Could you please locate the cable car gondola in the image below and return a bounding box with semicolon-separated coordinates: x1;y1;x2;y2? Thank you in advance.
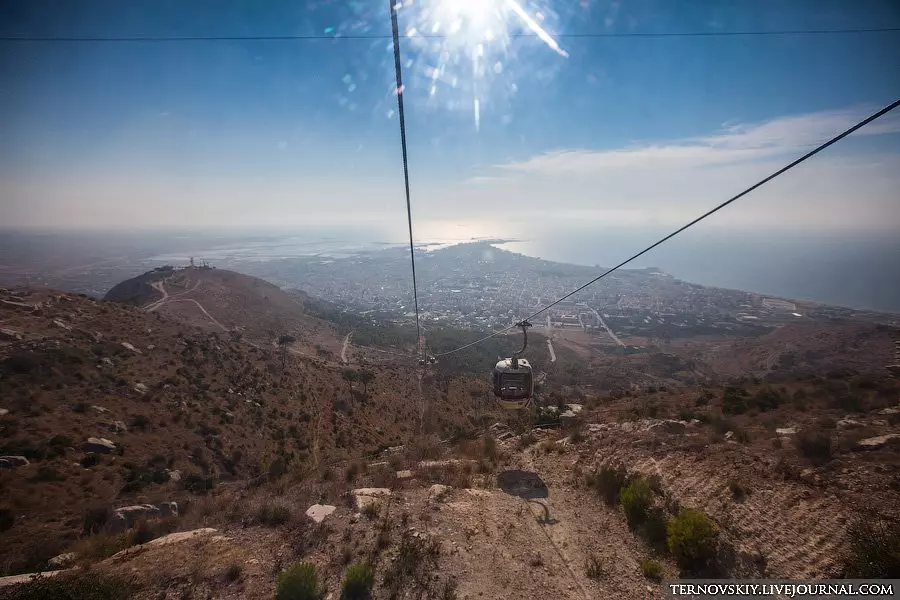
492;321;534;409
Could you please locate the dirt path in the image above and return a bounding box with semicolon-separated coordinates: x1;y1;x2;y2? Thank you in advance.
145;279;199;313
341;332;353;364
144;280;169;312
547;339;557;362
163;299;228;332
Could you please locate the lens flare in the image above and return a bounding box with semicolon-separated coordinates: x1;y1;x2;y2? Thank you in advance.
402;0;569;130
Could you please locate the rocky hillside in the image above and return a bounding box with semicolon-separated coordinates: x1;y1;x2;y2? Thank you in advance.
104;266;340;354
0;287;499;576
3;369;897;599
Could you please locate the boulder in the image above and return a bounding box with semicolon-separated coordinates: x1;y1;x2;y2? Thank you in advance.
134;383;149;394
489;422;511;436
100;421;127;434
157;502;178;517
878;407;900;416
47;552;77;570
396;470;414;480
91;405;110;414
305;504;336;524
560;410;579;427
0;328;22;341
429;484;452;502
565;404;583;414
0;456;29;469
856;434;900;451
52;319;71;331
82;437;116;454
724;431;734;440
350;488;391;511
837;418;863;429
417;459;477;469
776;427;797;436
104;502;178;532
166;469;182;482
648;420;687;435
0;408;8;417
100;357;114;367
121;342;141;354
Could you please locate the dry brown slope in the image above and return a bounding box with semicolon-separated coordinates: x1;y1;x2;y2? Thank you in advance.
0;287;493;576
107;267;342;355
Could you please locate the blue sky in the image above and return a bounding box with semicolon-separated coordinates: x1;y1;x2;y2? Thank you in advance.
1;0;899;235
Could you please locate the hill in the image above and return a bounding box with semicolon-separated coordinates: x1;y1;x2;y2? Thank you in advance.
2;370;897;598
105;266;341;356
0;286;499;576
2;267;899;596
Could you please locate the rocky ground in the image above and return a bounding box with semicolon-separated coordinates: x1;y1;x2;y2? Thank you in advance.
4;380;897;598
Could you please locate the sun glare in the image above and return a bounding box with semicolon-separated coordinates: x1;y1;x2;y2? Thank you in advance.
401;0;568;131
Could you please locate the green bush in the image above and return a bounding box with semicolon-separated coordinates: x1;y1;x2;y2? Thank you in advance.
843;516;900;577
644;507;669;549
752;386;783;412
82;506;111;535
795;430;833;463
621;478;654;529
255;502;291;527
667;509;718;572
591;464;628;506
341;563;374;600
722;386;749;415
641;558;663;581
276;562;319;600
0;572;132;600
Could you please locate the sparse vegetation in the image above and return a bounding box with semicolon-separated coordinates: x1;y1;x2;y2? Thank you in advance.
225;563;243;582
722;385;750;414
0;572;133;600
585;553;606;579
643;507;670;549
621;478;654;529
82;506;111;535
795;430;833;463
728;479;751;501
276;562;320;600
0;507;14;533
361;502;380;520
255;502;292;527
341;563;374;600
72;532;131;562
667;509;718;572
843;516;900;578
641;558;663;581
382;531;441;598
590;464;628;506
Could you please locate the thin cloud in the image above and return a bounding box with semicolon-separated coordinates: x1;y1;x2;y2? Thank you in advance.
483;106;900;177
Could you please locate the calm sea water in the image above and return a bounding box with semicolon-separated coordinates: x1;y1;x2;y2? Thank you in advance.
141;226;900;313
496;228;900;314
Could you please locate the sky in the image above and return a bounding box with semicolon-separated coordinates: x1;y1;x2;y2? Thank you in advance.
1;0;899;238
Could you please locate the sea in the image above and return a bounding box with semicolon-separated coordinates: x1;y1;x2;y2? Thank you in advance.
143;225;900;314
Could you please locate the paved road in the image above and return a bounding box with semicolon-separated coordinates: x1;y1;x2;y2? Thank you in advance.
583;304;625;347
547;339;556;362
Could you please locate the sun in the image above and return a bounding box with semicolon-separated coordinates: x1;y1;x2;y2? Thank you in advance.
439;0;500;24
